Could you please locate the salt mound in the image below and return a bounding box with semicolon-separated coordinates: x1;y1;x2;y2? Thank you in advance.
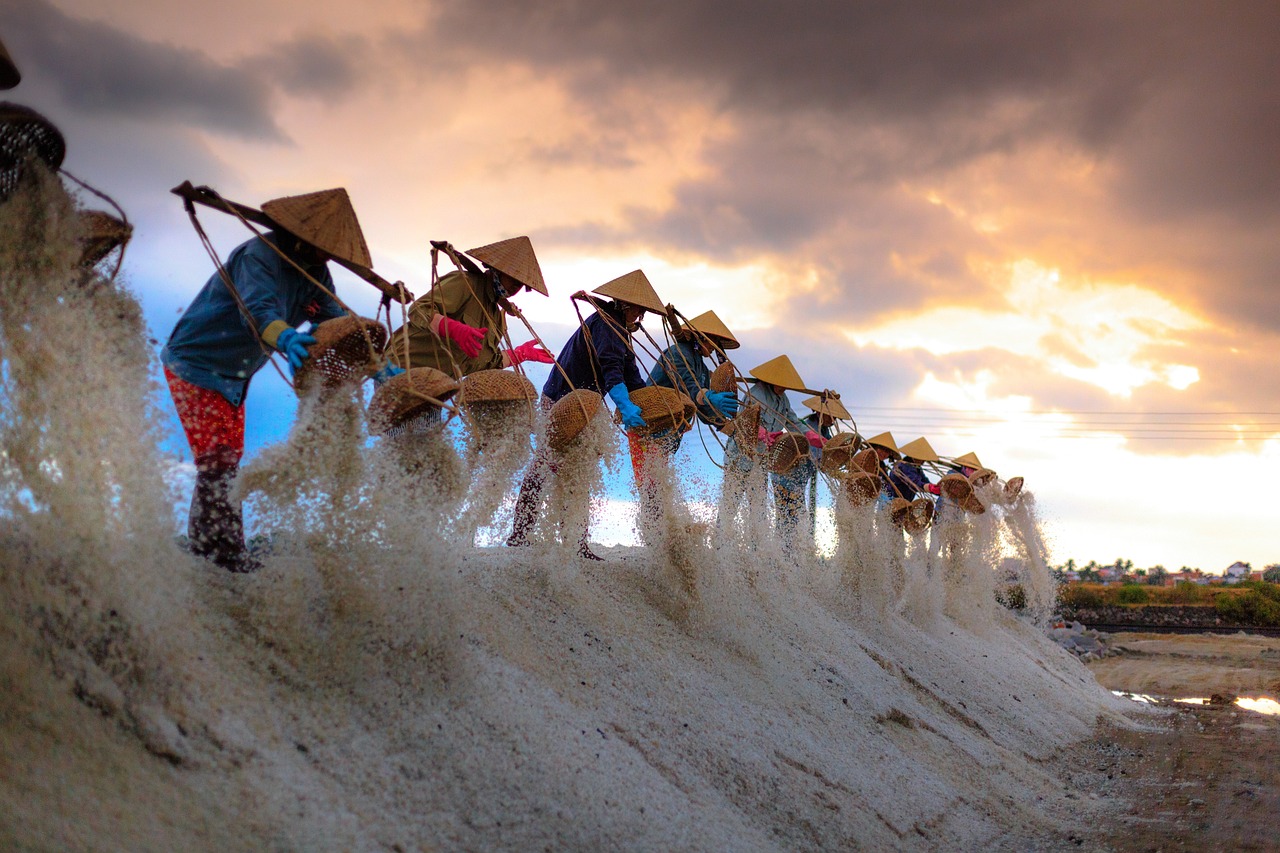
0;172;1139;850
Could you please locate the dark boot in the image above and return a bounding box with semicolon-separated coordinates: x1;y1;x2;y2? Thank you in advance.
188;465;261;573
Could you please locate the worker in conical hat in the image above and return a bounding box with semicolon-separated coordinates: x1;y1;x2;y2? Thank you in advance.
887;436;942;503
390;235;554;379
161;187;376;573
799;391;848;537
507;270;666;560
630;309;742;522
721;354;826;547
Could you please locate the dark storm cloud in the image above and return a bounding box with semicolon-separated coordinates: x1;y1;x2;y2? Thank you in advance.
1;0;283;139
429;0;1280;329
248;33;366;99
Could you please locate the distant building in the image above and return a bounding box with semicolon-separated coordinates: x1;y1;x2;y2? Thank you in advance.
1223;561;1252;582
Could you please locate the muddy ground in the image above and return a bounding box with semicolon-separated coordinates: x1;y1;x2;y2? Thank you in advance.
1074;632;1280;852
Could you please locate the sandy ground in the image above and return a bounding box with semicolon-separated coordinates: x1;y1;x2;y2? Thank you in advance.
1075;633;1280;852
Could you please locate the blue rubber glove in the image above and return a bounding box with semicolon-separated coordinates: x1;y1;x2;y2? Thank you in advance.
372;363;405;386
275;327;316;376
706;390;739;418
607;383;647;430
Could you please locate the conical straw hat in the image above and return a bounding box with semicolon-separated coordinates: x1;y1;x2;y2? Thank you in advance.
865;431;901;458
0;38;20;90
899;437;939;462
262;188;372;269
593;269;665;314
749;354;806;391
952;451;983;469
466;236;546;296
683;310;739;349
802;393;851;420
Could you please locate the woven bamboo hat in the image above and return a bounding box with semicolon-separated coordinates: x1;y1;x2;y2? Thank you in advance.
682;310;739;349
0;38;19;90
802;393;851;420
952;451;983;469
593;269;665;314
865;431;901;459
749;354;807;391
466;236;547;296
261;188;372;269
899;437;939;463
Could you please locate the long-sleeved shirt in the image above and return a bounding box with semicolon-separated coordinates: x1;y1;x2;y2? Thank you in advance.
647;340;726;425
884;460;931;501
161;233;343;406
388;269;508;378
542;304;643;403
725;381;808;473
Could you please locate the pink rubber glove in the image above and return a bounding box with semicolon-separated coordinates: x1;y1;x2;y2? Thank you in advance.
439;316;487;359
757;426;769;443
926;483;941;496
804;430;827;450
765;430;783;448
507;340;555;366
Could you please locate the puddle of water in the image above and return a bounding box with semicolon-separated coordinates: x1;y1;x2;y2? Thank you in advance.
1113;691;1280;716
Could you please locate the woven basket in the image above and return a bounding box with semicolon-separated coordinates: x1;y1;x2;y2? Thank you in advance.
887;497;912;528
960;493;986;516
766;432;810;475
294;315;387;394
547;389;603;452
939;472;974;502
1003;476;1024;501
844;471;880;506
852;447;880;475
818;432;859;476
458;369;536;408
630;386;695;436
709;362;736;393
730;402;761;457
903;498;934;535
0;102;67;202
367;366;458;435
969;467;997;488
77;209;132;267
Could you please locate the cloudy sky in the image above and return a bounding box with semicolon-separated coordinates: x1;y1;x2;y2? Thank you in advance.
4;0;1278;570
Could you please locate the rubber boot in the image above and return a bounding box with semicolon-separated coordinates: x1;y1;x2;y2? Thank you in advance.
188;465;261;573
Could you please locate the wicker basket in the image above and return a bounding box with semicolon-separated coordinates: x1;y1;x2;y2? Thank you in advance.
902;498;934;535
0;102;67;202
960;493;986;515
547;389;603;452
458;369;537;408
844;471;880;506
630;386;695;436
853;448;880;475
939;472;974;502
77;209;132;267
709;362;736;393
818;432;859;476
766;432;810;475
969;467;997;488
367;366;458;435
294;315;387;394
1003;476;1024;501
887;497;912;528
730;402;761;457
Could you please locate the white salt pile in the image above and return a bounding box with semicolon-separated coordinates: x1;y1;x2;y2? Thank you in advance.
0;172;1140;851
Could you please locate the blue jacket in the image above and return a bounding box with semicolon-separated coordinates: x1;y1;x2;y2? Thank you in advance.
161;234;344;405
542;304;644;403
647;340;723;424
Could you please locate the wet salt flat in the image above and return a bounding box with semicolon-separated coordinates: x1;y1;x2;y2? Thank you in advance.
1115;691;1280;716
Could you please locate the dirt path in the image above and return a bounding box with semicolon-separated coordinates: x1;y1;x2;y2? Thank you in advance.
1074;633;1280;852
